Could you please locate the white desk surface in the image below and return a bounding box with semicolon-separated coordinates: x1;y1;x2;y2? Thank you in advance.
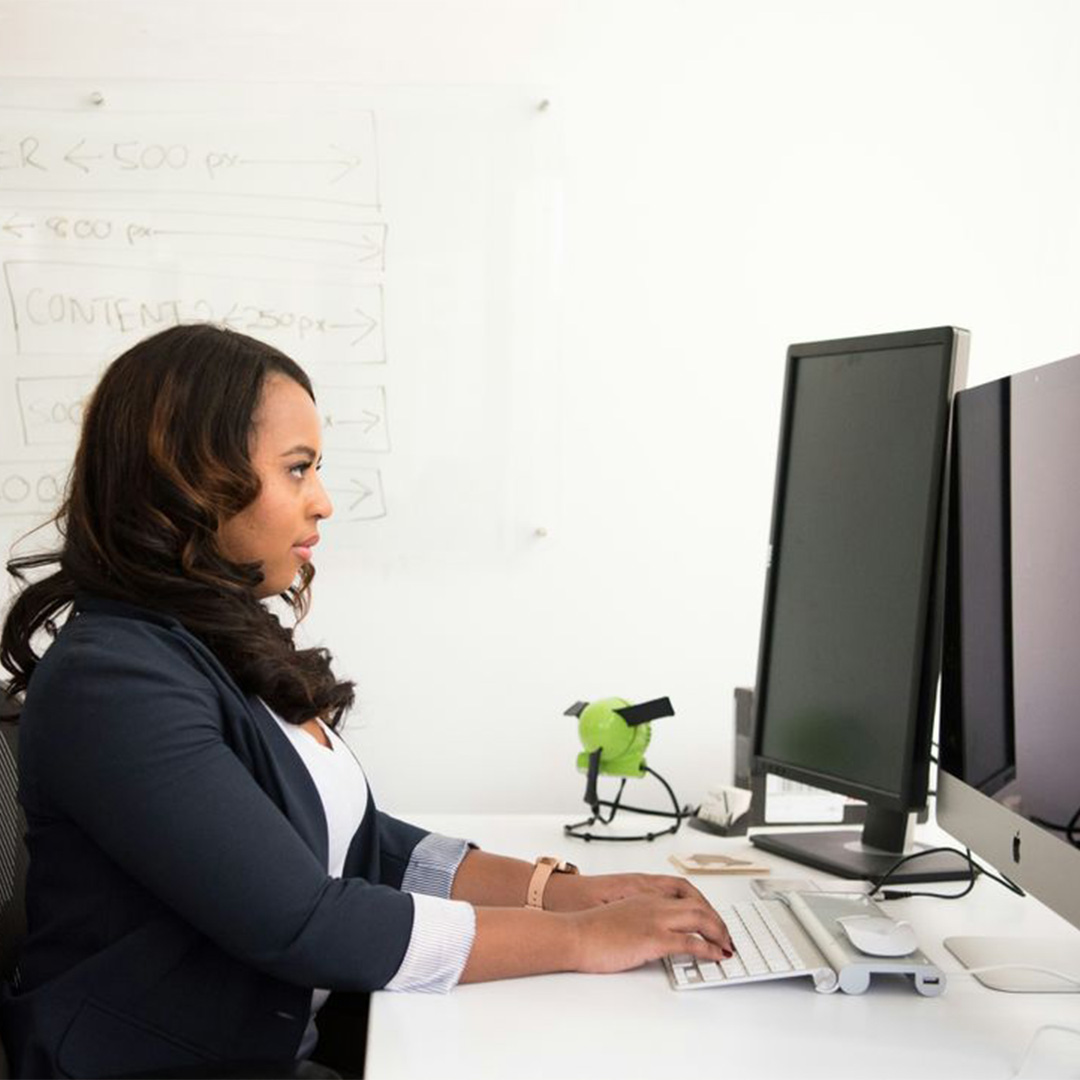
367;814;1080;1080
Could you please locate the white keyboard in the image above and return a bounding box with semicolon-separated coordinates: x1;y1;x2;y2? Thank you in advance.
664;898;833;990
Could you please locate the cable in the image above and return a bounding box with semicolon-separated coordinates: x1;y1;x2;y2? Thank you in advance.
869;846;1025;901
937;977;1080;1077
869;845;975;900
949;964;1080;990
563;766;684;843
1012;1024;1080;1079
1030;804;1080;848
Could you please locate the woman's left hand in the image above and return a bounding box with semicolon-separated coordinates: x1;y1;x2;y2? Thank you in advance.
543;870;709;912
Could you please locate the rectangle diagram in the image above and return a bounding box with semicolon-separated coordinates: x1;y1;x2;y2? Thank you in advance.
15;374;96;447
0;112;380;208
3;260;386;364
0;208;387;269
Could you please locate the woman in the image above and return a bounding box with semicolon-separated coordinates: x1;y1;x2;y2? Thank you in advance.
0;325;730;1078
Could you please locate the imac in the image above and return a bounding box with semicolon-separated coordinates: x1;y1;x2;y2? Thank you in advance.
938;352;1080;992
750;326;970;882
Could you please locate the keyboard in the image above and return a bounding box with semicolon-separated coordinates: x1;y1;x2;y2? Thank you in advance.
663;898;836;992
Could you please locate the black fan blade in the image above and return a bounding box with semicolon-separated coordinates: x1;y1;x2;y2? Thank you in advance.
563;701;589;718
614;696;674;727
584;748;602;808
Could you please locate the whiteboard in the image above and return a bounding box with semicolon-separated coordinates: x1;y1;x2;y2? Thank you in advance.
0;78;578;815
0;79;560;561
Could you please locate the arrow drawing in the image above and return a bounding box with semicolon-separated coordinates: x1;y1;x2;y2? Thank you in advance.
63;139;104;174
332;410;382;435
2;215;34;239
327;308;378;347
327;144;363;184
146;226;382;256
218;302;245;331
235;146;363;185
356;229;385;263
350;486;373;511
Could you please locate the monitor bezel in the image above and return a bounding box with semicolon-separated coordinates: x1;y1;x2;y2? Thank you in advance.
938;353;1080;936
751;325;964;813
940;377;1017;798
938;767;1080;934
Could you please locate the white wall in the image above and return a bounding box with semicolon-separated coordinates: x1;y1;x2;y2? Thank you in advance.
2;0;1080;816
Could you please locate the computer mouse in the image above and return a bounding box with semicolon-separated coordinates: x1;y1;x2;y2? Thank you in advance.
836;915;918;957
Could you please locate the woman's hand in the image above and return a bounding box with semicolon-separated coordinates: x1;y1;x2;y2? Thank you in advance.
544;869;710;912
460;892;733;983
567;893;733;973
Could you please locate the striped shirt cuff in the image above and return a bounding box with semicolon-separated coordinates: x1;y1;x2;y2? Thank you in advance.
400;832;473;899
384;892;477;993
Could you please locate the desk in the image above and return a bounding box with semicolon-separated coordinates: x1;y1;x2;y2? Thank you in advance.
367;814;1080;1080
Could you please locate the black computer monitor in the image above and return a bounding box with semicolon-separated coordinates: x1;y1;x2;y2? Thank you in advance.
749;326;970;882
938;353;1080;991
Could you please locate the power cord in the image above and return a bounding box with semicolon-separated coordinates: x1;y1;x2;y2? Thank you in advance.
1012;1024;1080;1079
949;963;1080;991
1030;804;1080;848
935;975;1080;1078
563;766;685;842
868;845;1024;901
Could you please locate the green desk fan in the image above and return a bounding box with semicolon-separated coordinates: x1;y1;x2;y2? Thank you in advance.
562;696;686;842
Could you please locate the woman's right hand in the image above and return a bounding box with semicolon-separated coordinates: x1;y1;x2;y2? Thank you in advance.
460;891;732;983
567;893;733;974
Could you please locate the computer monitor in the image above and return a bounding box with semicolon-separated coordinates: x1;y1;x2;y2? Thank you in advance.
938;352;1080;992
750;326;970;882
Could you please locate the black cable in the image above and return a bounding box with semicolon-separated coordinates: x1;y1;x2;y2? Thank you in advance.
643;765;683;823
589;778;628;825
869;845;1025;901
873;847;977;900
564;766;683;842
981;859;1025;896
868;846;974;900
1030;804;1080;848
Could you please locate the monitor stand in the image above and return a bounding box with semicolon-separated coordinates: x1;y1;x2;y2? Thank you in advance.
750;805;972;883
945;937;1080;992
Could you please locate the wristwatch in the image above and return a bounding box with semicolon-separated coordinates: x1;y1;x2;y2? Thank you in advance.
526;855;579;909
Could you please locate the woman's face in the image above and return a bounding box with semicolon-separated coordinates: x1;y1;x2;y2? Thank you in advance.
218;374;333;598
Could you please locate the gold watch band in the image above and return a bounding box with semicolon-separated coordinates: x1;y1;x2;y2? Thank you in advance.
525;856;579;909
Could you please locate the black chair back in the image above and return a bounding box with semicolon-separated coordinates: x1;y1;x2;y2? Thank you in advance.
0;706;27;990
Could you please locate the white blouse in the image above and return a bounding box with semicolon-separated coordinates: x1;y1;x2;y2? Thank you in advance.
271;713;368;878
262;704;476;1059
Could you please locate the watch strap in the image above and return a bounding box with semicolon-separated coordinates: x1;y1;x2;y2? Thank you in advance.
525;856;578;909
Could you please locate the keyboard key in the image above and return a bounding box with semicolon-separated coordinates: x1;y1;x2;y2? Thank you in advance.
665;899;819;991
720;957;747;979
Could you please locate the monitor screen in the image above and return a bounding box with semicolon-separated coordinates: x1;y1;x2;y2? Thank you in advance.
938;352;1080;983
941;354;1080;863
750;326;968;881
757;342;950;797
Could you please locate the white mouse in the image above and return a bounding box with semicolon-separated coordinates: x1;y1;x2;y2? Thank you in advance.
836;915;918;957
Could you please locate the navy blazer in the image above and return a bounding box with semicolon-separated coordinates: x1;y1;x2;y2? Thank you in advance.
1;594;429;1079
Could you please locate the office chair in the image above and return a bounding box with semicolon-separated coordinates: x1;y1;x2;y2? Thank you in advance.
0;701;343;1080
0;704;27;1080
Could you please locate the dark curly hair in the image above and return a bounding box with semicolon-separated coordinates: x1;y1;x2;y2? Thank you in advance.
0;323;354;727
